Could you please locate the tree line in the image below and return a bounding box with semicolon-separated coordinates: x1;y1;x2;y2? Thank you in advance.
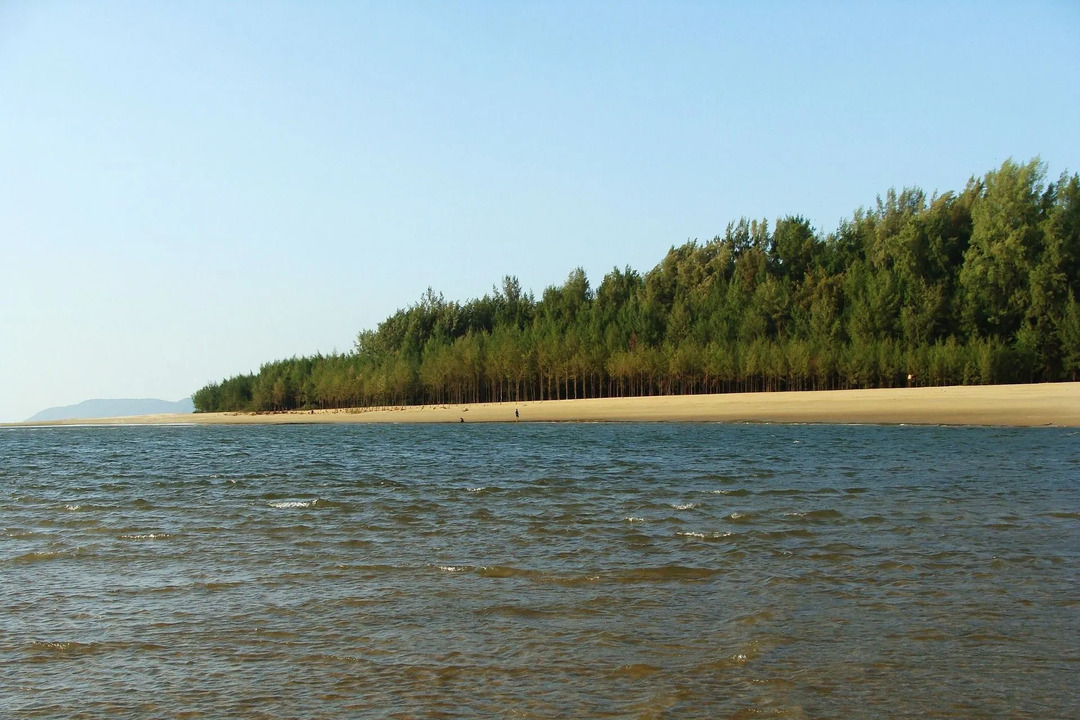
194;159;1080;413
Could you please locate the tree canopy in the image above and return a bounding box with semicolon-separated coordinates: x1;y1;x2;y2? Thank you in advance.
195;159;1080;413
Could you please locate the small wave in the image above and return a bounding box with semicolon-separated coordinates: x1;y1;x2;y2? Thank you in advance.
758;528;816;539
783;509;843;522
480;603;556;618
336;539;372;549
624;516;645;523
710;488;750;496
117;533;171;540
268;500;317;509
29;640;99;656
614;565;721;581
548;574;602;586
437;565;472;573
476;565;536;579
671;502;700;510
11;551;60;564
192;581;245;591
698;473;737;484
677;531;734;541
695;642;761;670
725;511;755;523
610;663;662;679
465;486;500;494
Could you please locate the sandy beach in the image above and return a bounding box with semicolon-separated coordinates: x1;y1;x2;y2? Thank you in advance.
7;383;1080;428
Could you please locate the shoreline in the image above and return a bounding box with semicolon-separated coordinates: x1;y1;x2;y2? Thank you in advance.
5;383;1080;428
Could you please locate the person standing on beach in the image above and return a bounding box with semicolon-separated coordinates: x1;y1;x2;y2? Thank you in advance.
515;409;519;420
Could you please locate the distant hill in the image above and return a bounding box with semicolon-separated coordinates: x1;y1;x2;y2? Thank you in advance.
27;398;195;422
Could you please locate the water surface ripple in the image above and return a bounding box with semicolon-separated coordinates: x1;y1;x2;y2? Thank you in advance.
1;423;1077;718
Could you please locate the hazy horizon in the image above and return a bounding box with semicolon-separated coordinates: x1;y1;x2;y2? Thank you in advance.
24;397;194;423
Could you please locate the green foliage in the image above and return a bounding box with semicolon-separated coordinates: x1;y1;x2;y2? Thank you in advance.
960;159;1046;337
192;159;1080;413
1059;296;1080;381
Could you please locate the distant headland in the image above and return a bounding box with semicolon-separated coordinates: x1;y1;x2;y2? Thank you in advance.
26;398;194;423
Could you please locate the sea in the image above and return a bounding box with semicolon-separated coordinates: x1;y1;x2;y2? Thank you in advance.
1;423;1077;719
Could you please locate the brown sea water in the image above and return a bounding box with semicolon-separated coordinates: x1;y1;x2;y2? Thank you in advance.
1;423;1077;718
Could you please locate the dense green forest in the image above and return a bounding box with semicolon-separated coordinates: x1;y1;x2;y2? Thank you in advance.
194;159;1080;412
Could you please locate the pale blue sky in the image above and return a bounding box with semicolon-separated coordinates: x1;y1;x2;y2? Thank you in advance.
1;1;1078;421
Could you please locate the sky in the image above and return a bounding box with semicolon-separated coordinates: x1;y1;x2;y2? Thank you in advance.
1;1;1078;422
